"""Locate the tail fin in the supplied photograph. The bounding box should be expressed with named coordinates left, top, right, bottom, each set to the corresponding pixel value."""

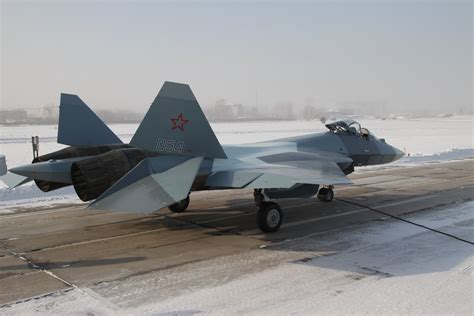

left=130, top=81, right=226, bottom=159
left=58, top=93, right=122, bottom=146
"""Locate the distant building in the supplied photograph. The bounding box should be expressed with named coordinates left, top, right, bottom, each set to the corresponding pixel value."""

left=0, top=109, right=28, bottom=124
left=26, top=106, right=59, bottom=124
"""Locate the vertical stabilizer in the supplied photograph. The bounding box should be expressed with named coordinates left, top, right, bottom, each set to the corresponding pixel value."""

left=130, top=82, right=226, bottom=159
left=58, top=94, right=122, bottom=146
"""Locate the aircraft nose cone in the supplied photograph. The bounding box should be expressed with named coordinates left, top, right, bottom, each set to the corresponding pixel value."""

left=393, top=146, right=405, bottom=161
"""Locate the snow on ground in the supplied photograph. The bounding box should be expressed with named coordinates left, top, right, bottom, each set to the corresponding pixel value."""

left=1, top=116, right=472, bottom=205
left=3, top=201, right=472, bottom=315
left=1, top=116, right=473, bottom=167
left=0, top=183, right=78, bottom=212
left=397, top=148, right=474, bottom=164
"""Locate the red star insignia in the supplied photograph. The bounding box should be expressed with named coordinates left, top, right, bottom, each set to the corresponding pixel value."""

left=171, top=113, right=189, bottom=131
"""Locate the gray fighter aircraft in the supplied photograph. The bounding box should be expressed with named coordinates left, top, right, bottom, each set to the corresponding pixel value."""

left=4, top=82, right=404, bottom=232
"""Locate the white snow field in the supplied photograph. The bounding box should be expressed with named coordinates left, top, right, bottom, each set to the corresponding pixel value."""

left=1, top=116, right=473, bottom=205
left=2, top=201, right=473, bottom=315
left=1, top=115, right=473, bottom=167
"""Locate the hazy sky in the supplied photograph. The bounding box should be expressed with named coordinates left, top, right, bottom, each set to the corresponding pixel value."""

left=1, top=1, right=472, bottom=112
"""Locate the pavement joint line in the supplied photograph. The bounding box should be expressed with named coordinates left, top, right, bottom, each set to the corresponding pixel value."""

left=345, top=176, right=410, bottom=187
left=280, top=208, right=368, bottom=231
left=196, top=211, right=255, bottom=224
left=92, top=257, right=208, bottom=285
left=374, top=194, right=438, bottom=208
left=0, top=270, right=39, bottom=280
left=194, top=200, right=324, bottom=225
left=175, top=201, right=255, bottom=215
left=0, top=244, right=77, bottom=288
left=0, top=205, right=90, bottom=220
left=179, top=200, right=325, bottom=231
left=16, top=213, right=265, bottom=254
left=260, top=223, right=351, bottom=248
left=76, top=214, right=166, bottom=229
left=20, top=226, right=177, bottom=252
left=337, top=198, right=474, bottom=245
left=362, top=178, right=446, bottom=191
left=148, top=234, right=216, bottom=250
left=0, top=288, right=75, bottom=309
left=161, top=211, right=272, bottom=243
left=161, top=213, right=240, bottom=237
left=1, top=214, right=167, bottom=242
left=0, top=245, right=120, bottom=309
left=241, top=208, right=367, bottom=236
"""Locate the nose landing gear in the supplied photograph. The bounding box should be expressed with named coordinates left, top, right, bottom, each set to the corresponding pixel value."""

left=317, top=186, right=334, bottom=202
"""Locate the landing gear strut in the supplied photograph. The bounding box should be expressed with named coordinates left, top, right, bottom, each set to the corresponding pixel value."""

left=317, top=186, right=334, bottom=202
left=168, top=195, right=190, bottom=213
left=254, top=189, right=283, bottom=233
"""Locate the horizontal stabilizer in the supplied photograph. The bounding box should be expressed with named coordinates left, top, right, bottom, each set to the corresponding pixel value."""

left=89, top=156, right=203, bottom=213
left=0, top=172, right=32, bottom=188
left=130, top=82, right=226, bottom=159
left=58, top=93, right=122, bottom=146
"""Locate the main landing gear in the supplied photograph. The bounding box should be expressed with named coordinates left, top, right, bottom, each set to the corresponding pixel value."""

left=317, top=186, right=334, bottom=202
left=168, top=195, right=190, bottom=213
left=254, top=186, right=335, bottom=233
left=254, top=189, right=283, bottom=233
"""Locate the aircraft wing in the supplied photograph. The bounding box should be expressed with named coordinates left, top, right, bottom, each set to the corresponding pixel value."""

left=206, top=151, right=353, bottom=189
left=88, top=156, right=203, bottom=213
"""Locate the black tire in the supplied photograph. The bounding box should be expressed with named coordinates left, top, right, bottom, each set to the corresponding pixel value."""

left=317, top=188, right=334, bottom=202
left=168, top=195, right=190, bottom=213
left=257, top=202, right=283, bottom=233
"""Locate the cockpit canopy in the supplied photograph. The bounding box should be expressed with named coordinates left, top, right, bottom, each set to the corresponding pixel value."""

left=325, top=120, right=374, bottom=139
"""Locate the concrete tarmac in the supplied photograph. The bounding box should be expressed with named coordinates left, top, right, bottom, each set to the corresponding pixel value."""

left=0, top=159, right=473, bottom=305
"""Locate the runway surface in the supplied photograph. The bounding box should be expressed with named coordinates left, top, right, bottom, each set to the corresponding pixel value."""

left=0, top=159, right=473, bottom=312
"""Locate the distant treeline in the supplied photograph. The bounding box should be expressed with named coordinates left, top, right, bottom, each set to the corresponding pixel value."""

left=1, top=102, right=471, bottom=125
left=0, top=108, right=144, bottom=125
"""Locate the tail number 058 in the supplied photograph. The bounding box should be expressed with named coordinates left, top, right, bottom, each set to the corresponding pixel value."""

left=156, top=138, right=184, bottom=153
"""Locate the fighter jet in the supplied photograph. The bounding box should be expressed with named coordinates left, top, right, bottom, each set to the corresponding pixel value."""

left=4, top=81, right=404, bottom=232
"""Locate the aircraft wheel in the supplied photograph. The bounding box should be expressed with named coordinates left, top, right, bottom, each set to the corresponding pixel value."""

left=257, top=202, right=283, bottom=233
left=317, top=188, right=334, bottom=202
left=168, top=195, right=190, bottom=213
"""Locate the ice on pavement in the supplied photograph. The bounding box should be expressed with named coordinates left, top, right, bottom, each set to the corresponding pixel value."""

left=2, top=201, right=472, bottom=315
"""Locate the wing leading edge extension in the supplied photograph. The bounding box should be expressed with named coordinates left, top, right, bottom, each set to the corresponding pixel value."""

left=206, top=151, right=353, bottom=189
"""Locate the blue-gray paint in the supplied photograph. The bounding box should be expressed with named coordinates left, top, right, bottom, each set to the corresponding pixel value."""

left=58, top=93, right=122, bottom=146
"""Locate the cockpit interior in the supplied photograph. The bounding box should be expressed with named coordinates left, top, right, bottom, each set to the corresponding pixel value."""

left=325, top=120, right=374, bottom=140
